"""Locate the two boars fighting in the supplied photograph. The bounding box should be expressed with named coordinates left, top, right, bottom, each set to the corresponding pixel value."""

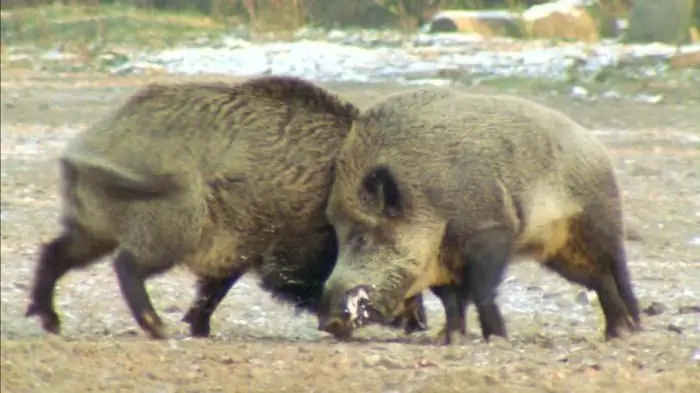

left=25, top=76, right=427, bottom=339
left=318, top=87, right=641, bottom=344
left=25, top=75, right=640, bottom=344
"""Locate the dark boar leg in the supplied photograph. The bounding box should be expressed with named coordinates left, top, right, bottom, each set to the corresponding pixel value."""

left=388, top=294, right=429, bottom=335
left=403, top=294, right=429, bottom=334
left=543, top=215, right=640, bottom=340
left=183, top=273, right=243, bottom=337
left=113, top=250, right=172, bottom=339
left=26, top=227, right=116, bottom=334
left=431, top=284, right=469, bottom=345
left=464, top=227, right=512, bottom=341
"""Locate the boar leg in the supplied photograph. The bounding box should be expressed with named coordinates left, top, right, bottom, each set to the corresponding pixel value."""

left=464, top=227, right=512, bottom=341
left=403, top=294, right=430, bottom=334
left=113, top=249, right=172, bottom=339
left=183, top=273, right=243, bottom=337
left=388, top=294, right=429, bottom=335
left=543, top=215, right=640, bottom=340
left=431, top=284, right=469, bottom=345
left=26, top=227, right=116, bottom=334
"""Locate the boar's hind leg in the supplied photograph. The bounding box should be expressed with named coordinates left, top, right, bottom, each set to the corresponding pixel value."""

left=26, top=227, right=116, bottom=334
left=463, top=227, right=513, bottom=341
left=183, top=273, right=243, bottom=338
left=113, top=249, right=173, bottom=339
left=543, top=215, right=640, bottom=340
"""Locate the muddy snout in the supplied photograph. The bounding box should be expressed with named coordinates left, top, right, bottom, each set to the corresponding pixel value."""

left=318, top=285, right=384, bottom=339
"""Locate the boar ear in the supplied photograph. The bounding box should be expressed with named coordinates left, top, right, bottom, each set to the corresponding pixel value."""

left=363, top=166, right=402, bottom=217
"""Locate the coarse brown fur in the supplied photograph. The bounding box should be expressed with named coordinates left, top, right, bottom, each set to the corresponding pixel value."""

left=25, top=75, right=428, bottom=339
left=319, top=86, right=641, bottom=344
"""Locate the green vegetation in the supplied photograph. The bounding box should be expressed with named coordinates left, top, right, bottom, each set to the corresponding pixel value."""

left=1, top=4, right=230, bottom=50
left=0, top=1, right=635, bottom=33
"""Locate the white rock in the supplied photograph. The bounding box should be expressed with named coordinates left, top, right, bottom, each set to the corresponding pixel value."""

left=571, top=85, right=589, bottom=99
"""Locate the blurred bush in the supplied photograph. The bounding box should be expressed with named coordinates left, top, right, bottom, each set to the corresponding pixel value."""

left=1, top=0, right=693, bottom=35
left=0, top=0, right=564, bottom=30
left=625, top=0, right=697, bottom=44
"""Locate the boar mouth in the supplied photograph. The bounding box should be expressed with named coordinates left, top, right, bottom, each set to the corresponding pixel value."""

left=319, top=285, right=384, bottom=339
left=344, top=286, right=384, bottom=328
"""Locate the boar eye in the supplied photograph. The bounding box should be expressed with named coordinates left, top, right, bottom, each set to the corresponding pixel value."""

left=350, top=233, right=370, bottom=251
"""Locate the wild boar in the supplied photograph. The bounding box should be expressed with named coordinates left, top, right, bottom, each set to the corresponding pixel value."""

left=318, top=87, right=641, bottom=344
left=24, top=75, right=427, bottom=339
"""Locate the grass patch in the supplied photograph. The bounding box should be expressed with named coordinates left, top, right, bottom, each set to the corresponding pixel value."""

left=1, top=4, right=231, bottom=51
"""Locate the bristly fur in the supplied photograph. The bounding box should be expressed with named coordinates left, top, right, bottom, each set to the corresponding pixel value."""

left=27, top=75, right=431, bottom=339
left=321, top=86, right=641, bottom=342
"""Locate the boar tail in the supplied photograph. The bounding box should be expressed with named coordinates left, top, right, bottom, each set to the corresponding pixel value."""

left=62, top=156, right=181, bottom=199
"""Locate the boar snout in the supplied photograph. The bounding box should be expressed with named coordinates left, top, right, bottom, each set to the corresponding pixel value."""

left=319, top=284, right=383, bottom=339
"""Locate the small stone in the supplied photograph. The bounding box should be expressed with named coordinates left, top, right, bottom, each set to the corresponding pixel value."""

left=378, top=356, right=405, bottom=370
left=487, top=336, right=511, bottom=349
left=634, top=94, right=664, bottom=104
left=625, top=226, right=644, bottom=241
left=678, top=305, right=700, bottom=315
left=247, top=357, right=264, bottom=365
left=691, top=349, right=700, bottom=362
left=571, top=85, right=588, bottom=100
left=363, top=354, right=382, bottom=368
left=601, top=90, right=621, bottom=100
left=163, top=305, right=182, bottom=313
left=415, top=359, right=438, bottom=368
left=443, top=349, right=464, bottom=361
left=13, top=282, right=28, bottom=290
left=643, top=301, right=667, bottom=316
left=575, top=291, right=597, bottom=305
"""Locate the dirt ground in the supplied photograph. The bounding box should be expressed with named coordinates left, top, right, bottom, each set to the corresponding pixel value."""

left=1, top=70, right=699, bottom=393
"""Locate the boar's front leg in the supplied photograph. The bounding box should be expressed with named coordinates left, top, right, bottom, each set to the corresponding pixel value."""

left=431, top=283, right=470, bottom=345
left=113, top=249, right=172, bottom=339
left=463, top=227, right=513, bottom=341
left=389, top=294, right=430, bottom=335
left=183, top=273, right=243, bottom=337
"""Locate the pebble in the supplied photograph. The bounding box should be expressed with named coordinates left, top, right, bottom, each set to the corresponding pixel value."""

left=363, top=354, right=382, bottom=368
left=570, top=85, right=588, bottom=100
left=362, top=354, right=404, bottom=369
left=678, top=305, right=700, bottom=314
left=691, top=349, right=700, bottom=362
left=218, top=355, right=236, bottom=365
left=575, top=291, right=598, bottom=306
left=667, top=324, right=683, bottom=334
left=642, top=301, right=667, bottom=316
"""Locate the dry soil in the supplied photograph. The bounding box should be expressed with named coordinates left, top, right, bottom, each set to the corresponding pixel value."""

left=1, top=71, right=699, bottom=393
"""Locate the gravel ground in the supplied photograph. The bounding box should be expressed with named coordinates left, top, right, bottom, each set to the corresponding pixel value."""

left=1, top=71, right=699, bottom=393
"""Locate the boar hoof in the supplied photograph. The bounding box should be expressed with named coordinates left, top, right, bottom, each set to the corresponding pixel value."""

left=182, top=310, right=211, bottom=338
left=403, top=311, right=429, bottom=335
left=140, top=312, right=167, bottom=340
left=433, top=326, right=468, bottom=346
left=605, top=314, right=639, bottom=341
left=25, top=303, right=61, bottom=334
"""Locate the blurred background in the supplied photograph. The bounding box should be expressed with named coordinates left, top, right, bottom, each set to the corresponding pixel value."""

left=1, top=0, right=698, bottom=89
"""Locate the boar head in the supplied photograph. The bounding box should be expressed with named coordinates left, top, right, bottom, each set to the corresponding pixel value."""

left=318, top=164, right=451, bottom=339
